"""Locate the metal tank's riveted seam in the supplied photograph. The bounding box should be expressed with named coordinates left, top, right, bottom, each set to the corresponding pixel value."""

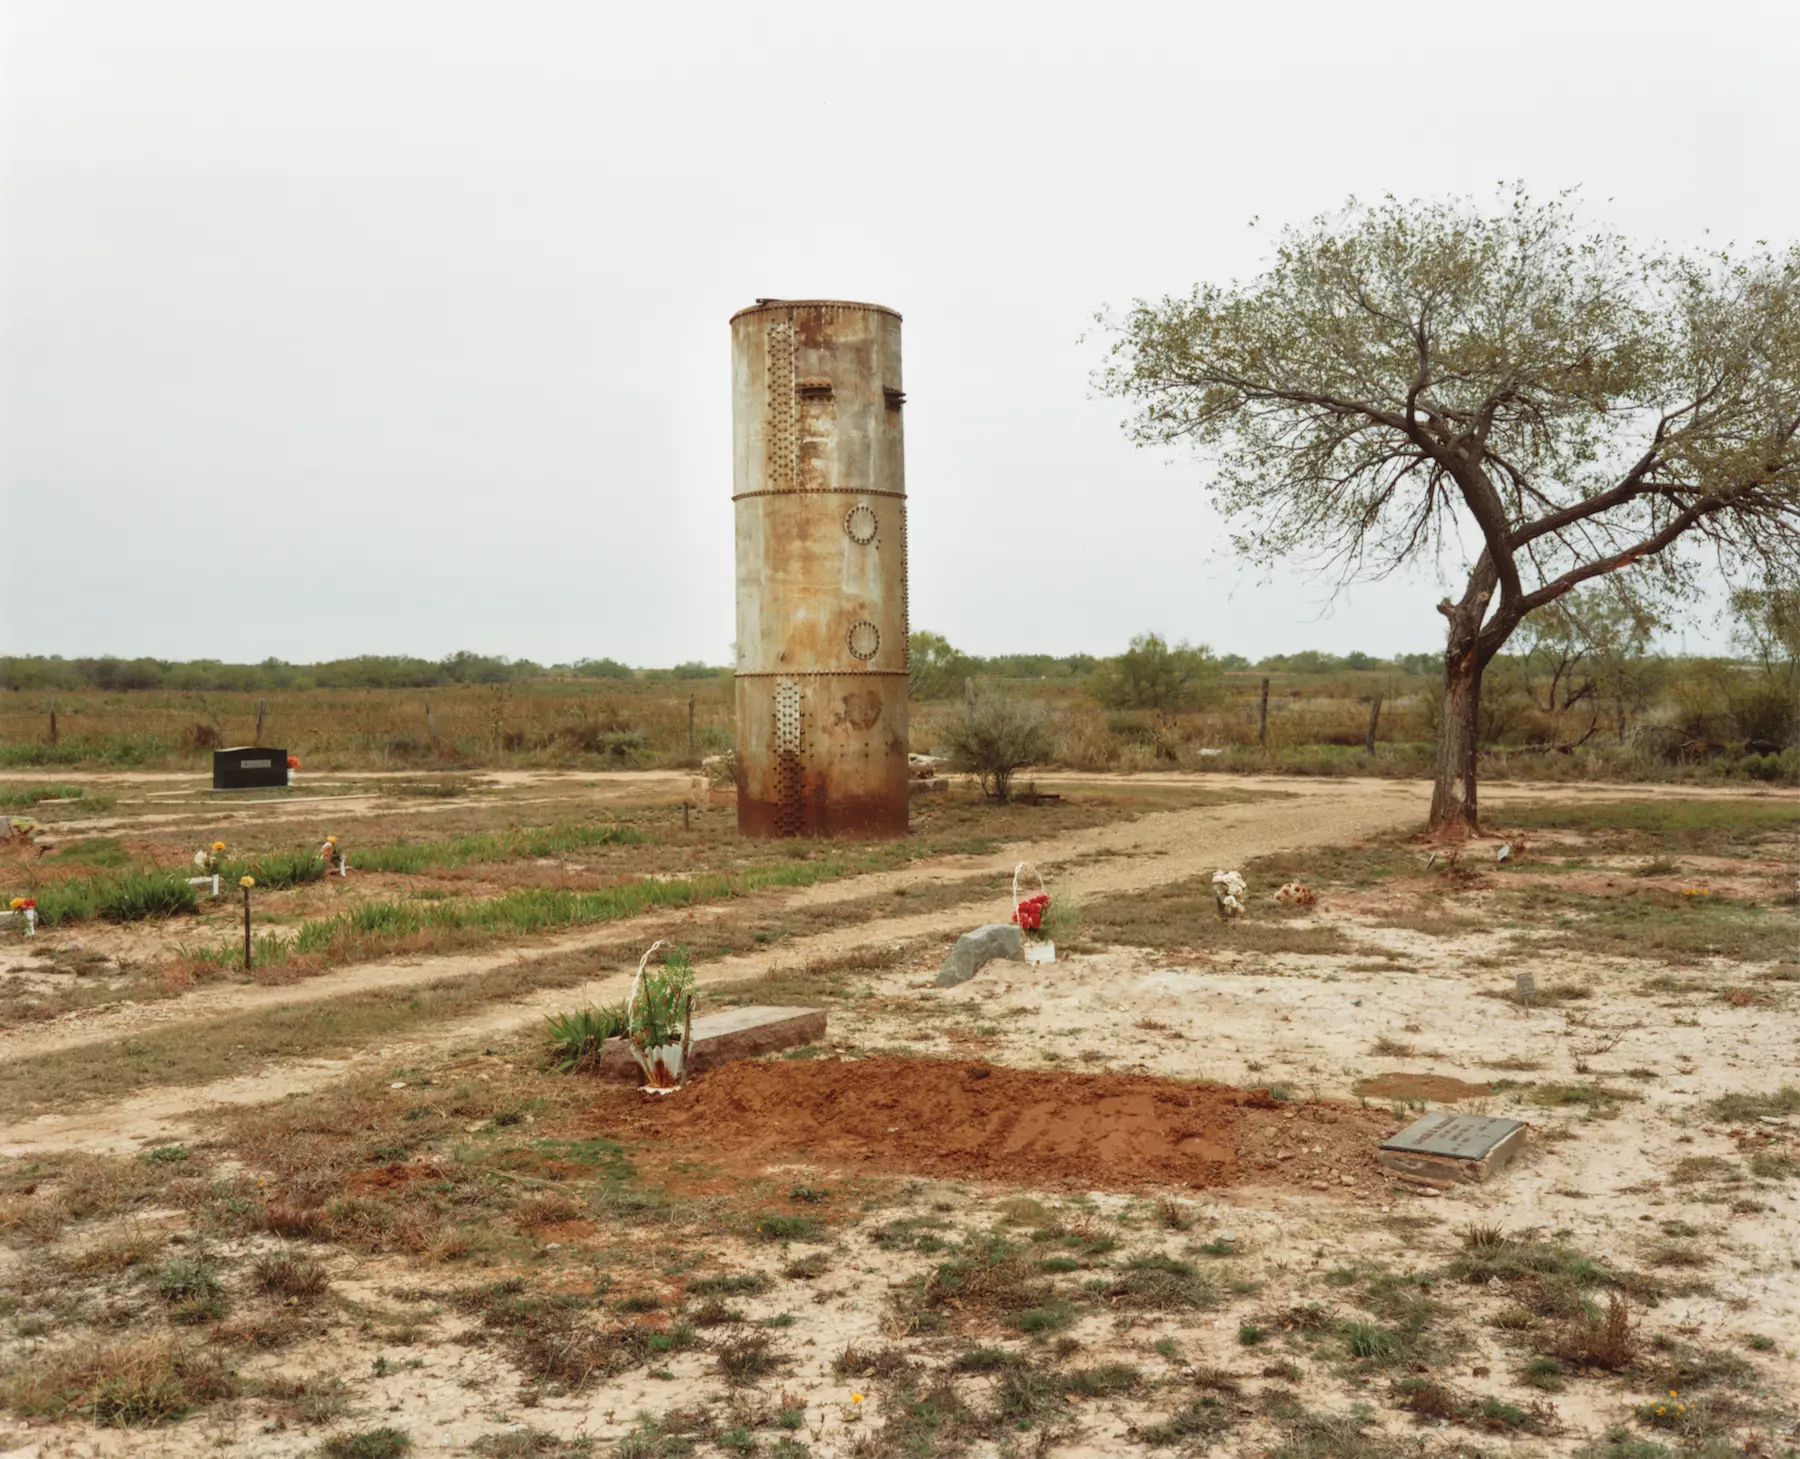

left=731, top=488, right=908, bottom=502
left=734, top=670, right=908, bottom=680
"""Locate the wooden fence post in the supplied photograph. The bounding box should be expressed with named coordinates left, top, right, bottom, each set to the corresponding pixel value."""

left=1365, top=693, right=1384, bottom=753
left=425, top=696, right=440, bottom=754
left=688, top=694, right=696, bottom=757
left=1257, top=678, right=1269, bottom=749
left=48, top=696, right=57, bottom=745
left=255, top=698, right=266, bottom=744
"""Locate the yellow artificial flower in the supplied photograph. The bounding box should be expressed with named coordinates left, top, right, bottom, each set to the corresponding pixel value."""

left=326, top=835, right=337, bottom=843
left=8, top=898, right=23, bottom=911
left=851, top=1393, right=864, bottom=1404
left=239, top=875, right=256, bottom=888
left=212, top=841, right=226, bottom=852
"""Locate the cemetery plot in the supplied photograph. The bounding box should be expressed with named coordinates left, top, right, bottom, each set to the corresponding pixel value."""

left=0, top=776, right=1793, bottom=1458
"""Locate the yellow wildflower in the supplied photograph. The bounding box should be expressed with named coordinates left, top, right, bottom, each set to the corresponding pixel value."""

left=239, top=875, right=255, bottom=888
left=851, top=1393, right=864, bottom=1404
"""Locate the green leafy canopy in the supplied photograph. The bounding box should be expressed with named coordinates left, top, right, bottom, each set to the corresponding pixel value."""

left=1097, top=187, right=1800, bottom=628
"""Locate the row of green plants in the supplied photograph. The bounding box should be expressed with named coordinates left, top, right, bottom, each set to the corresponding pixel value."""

left=20, top=870, right=201, bottom=926
left=212, top=820, right=648, bottom=890
left=0, top=784, right=89, bottom=810
left=176, top=858, right=850, bottom=973
left=348, top=821, right=645, bottom=874
left=7, top=822, right=647, bottom=926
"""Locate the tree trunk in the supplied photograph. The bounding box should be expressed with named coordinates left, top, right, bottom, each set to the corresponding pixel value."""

left=1428, top=651, right=1483, bottom=838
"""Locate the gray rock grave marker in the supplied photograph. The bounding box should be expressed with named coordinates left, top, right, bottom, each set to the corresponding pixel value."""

left=936, top=924, right=1024, bottom=987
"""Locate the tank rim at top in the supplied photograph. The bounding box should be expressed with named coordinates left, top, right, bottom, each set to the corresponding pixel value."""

left=730, top=299, right=901, bottom=323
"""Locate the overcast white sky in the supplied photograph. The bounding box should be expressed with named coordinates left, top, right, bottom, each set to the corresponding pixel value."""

left=3, top=0, right=1793, bottom=666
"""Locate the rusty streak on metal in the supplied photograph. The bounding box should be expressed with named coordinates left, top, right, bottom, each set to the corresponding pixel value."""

left=731, top=300, right=909, bottom=839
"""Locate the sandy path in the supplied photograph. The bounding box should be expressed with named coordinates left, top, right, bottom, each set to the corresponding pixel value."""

left=0, top=779, right=1413, bottom=1066
left=1, top=779, right=1427, bottom=1156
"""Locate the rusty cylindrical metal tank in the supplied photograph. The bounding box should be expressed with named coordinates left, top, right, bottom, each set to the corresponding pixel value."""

left=731, top=300, right=909, bottom=838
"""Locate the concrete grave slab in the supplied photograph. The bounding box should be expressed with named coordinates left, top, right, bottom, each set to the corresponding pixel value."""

left=1377, top=1111, right=1528, bottom=1186
left=598, top=1005, right=825, bottom=1081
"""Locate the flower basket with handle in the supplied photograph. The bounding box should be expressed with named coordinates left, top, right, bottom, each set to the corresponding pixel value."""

left=1012, top=861, right=1055, bottom=964
left=626, top=939, right=696, bottom=1094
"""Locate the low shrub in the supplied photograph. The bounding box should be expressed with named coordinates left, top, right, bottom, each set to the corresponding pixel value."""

left=544, top=1003, right=626, bottom=1073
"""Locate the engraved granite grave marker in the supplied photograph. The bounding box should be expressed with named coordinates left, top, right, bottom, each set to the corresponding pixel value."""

left=1377, top=1111, right=1528, bottom=1186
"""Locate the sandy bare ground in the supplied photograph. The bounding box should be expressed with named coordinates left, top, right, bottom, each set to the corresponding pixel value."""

left=8, top=857, right=1796, bottom=1458
left=2, top=775, right=1795, bottom=1459
left=7, top=775, right=1793, bottom=1159
left=0, top=779, right=1426, bottom=1156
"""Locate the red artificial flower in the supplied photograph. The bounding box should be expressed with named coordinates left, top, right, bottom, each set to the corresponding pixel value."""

left=287, top=755, right=301, bottom=770
left=20, top=899, right=35, bottom=910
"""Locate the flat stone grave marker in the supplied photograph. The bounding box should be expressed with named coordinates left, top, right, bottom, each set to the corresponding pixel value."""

left=1377, top=1111, right=1528, bottom=1186
left=598, top=1005, right=825, bottom=1082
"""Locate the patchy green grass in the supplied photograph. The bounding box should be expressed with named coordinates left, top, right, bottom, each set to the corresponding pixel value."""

left=0, top=784, right=92, bottom=809
left=1064, top=876, right=1357, bottom=956
left=1498, top=799, right=1800, bottom=852
left=1497, top=884, right=1797, bottom=964
left=1707, top=1086, right=1800, bottom=1122
left=350, top=822, right=645, bottom=875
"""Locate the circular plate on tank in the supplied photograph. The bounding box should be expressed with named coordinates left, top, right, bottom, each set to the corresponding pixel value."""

left=847, top=621, right=882, bottom=661
left=844, top=504, right=879, bottom=545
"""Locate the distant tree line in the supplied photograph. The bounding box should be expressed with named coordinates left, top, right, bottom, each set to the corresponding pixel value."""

left=0, top=652, right=731, bottom=692
left=909, top=631, right=1459, bottom=703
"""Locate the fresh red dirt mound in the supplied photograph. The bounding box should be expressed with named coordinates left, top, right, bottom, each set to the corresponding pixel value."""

left=599, top=1057, right=1393, bottom=1194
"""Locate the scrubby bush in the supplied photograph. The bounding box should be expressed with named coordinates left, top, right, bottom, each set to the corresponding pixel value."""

left=1091, top=634, right=1220, bottom=711
left=940, top=695, right=1052, bottom=803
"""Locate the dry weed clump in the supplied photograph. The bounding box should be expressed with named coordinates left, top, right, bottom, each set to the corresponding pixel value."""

left=512, top=1189, right=587, bottom=1231
left=262, top=1201, right=331, bottom=1240
left=453, top=1278, right=684, bottom=1392
left=1554, top=1293, right=1639, bottom=1372
left=920, top=1240, right=1048, bottom=1317
left=253, top=1249, right=330, bottom=1301
left=54, top=1223, right=168, bottom=1276
left=832, top=1344, right=913, bottom=1380
left=1098, top=1252, right=1216, bottom=1312
left=3, top=1334, right=236, bottom=1426
left=0, top=1151, right=165, bottom=1245
left=714, top=1332, right=785, bottom=1385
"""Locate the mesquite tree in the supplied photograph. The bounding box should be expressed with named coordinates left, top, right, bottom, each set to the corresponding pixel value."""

left=1099, top=191, right=1800, bottom=834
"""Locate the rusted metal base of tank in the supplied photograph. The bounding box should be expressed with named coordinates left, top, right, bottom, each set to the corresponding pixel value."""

left=738, top=785, right=908, bottom=839
left=735, top=672, right=908, bottom=839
